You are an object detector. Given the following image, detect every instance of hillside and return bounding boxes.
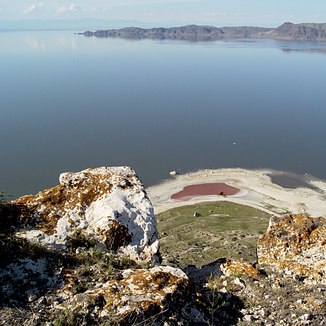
[1,167,326,325]
[266,22,326,41]
[82,22,326,41]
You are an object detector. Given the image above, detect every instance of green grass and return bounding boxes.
[157,202,269,231]
[156,201,271,268]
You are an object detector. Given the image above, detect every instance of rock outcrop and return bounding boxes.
[2,168,326,325]
[0,256,191,324]
[257,213,326,284]
[59,266,189,321]
[185,258,259,287]
[1,167,193,324]
[8,166,159,262]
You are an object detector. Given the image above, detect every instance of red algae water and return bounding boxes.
[170,183,241,201]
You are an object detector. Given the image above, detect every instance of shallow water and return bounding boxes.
[1,31,326,199]
[170,182,241,201]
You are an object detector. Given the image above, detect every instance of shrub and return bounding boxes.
[48,309,85,326]
[0,190,11,206]
[67,228,96,249]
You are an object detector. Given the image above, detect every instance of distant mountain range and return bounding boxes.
[82,22,326,42]
[0,19,154,31]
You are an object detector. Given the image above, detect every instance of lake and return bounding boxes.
[1,31,326,199]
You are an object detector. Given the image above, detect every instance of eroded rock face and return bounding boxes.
[257,213,326,283]
[9,167,159,261]
[57,266,189,322]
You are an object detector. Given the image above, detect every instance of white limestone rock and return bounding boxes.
[60,266,189,320]
[10,166,160,261]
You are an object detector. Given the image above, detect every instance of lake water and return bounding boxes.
[1,31,326,199]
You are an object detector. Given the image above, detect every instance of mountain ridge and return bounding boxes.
[82,22,326,41]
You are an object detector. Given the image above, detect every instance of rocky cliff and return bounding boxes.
[82,22,326,42]
[1,167,326,325]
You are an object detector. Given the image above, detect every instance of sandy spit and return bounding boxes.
[146,168,326,217]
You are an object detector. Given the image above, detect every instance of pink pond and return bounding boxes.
[170,183,241,201]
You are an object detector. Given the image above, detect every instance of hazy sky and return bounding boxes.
[0,0,325,27]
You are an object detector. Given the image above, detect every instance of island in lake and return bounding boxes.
[81,22,326,42]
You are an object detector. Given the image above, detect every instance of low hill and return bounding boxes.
[82,22,326,41]
[266,22,326,41]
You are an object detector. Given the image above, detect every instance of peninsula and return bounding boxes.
[82,22,326,42]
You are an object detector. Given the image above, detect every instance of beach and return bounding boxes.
[147,168,326,217]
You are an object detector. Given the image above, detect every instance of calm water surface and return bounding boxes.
[1,31,326,199]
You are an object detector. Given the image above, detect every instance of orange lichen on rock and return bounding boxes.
[185,258,259,286]
[102,220,133,251]
[61,266,189,320]
[257,213,326,283]
[8,166,160,262]
[220,259,259,277]
[60,269,79,298]
[290,296,325,311]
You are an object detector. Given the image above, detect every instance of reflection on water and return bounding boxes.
[0,32,80,54]
[1,31,326,199]
[281,48,326,54]
[3,31,326,54]
[23,34,77,51]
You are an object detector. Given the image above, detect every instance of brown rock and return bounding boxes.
[60,266,189,321]
[184,258,259,286]
[220,259,259,277]
[257,213,326,283]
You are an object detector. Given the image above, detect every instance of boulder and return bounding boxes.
[57,266,189,322]
[257,213,326,283]
[9,167,160,262]
[184,258,259,286]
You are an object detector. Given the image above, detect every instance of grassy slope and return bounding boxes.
[156,201,271,268]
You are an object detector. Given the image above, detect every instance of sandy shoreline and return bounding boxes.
[146,168,326,217]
